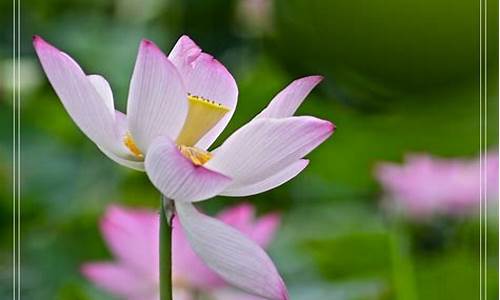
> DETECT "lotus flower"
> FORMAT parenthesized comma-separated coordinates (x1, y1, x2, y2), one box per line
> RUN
(33, 35, 239, 171)
(82, 204, 280, 300)
(375, 151, 499, 219)
(34, 35, 333, 299)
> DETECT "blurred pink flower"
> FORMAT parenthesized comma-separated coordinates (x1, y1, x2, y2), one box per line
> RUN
(82, 203, 280, 300)
(237, 0, 274, 35)
(375, 151, 499, 218)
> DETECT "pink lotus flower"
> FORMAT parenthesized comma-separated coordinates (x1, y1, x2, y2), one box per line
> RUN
(375, 151, 499, 219)
(82, 203, 280, 300)
(33, 35, 239, 171)
(34, 35, 333, 299)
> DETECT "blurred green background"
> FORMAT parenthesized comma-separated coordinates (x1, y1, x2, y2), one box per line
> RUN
(0, 0, 498, 299)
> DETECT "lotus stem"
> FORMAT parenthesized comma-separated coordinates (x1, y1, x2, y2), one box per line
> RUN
(160, 196, 175, 300)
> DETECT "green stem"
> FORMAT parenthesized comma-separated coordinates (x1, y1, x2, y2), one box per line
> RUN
(389, 219, 418, 300)
(160, 196, 174, 300)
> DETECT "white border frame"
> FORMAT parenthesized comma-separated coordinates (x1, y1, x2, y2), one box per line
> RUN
(12, 0, 20, 299)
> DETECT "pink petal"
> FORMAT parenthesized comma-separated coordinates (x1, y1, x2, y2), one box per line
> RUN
(216, 203, 254, 233)
(486, 150, 499, 200)
(248, 212, 281, 248)
(97, 111, 145, 170)
(98, 144, 146, 171)
(221, 159, 309, 197)
(100, 205, 159, 277)
(144, 136, 232, 202)
(184, 53, 238, 150)
(175, 202, 288, 300)
(173, 288, 195, 300)
(87, 74, 115, 117)
(206, 117, 334, 193)
(173, 203, 281, 289)
(168, 35, 203, 77)
(168, 35, 238, 150)
(81, 263, 158, 299)
(127, 39, 188, 152)
(172, 216, 225, 289)
(216, 203, 281, 248)
(33, 36, 126, 157)
(211, 288, 269, 300)
(255, 76, 323, 119)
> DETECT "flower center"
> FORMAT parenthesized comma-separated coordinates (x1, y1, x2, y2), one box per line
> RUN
(122, 94, 229, 164)
(178, 145, 213, 166)
(123, 132, 144, 159)
(175, 94, 230, 147)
